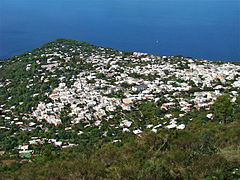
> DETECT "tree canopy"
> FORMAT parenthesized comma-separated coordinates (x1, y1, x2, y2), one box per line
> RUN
(214, 94, 232, 124)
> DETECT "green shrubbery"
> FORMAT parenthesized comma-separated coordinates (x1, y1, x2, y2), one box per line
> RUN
(1, 119, 239, 179)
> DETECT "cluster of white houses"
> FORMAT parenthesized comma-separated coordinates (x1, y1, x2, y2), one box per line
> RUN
(1, 43, 240, 155)
(31, 46, 240, 134)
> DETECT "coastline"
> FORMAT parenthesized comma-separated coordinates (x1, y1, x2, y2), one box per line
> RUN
(1, 39, 240, 62)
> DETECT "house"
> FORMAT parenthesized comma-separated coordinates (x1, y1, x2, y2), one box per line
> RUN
(29, 140, 38, 145)
(121, 104, 131, 111)
(166, 124, 177, 129)
(180, 101, 192, 108)
(120, 120, 132, 128)
(0, 151, 5, 156)
(18, 145, 29, 151)
(122, 98, 133, 104)
(152, 129, 157, 133)
(133, 129, 142, 135)
(146, 124, 153, 128)
(161, 103, 176, 110)
(132, 85, 147, 92)
(54, 141, 62, 147)
(123, 128, 130, 133)
(206, 113, 214, 119)
(78, 131, 84, 135)
(153, 124, 162, 129)
(176, 124, 185, 130)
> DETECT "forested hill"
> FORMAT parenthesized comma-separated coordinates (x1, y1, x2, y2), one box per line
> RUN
(0, 39, 240, 179)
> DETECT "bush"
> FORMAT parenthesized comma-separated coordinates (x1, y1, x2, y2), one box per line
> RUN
(137, 159, 173, 180)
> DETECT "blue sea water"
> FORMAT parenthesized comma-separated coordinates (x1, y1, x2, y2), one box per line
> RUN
(0, 0, 239, 61)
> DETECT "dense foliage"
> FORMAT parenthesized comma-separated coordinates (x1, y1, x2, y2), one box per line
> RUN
(1, 118, 240, 179)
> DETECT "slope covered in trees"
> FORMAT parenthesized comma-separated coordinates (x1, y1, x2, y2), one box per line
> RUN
(1, 117, 240, 179)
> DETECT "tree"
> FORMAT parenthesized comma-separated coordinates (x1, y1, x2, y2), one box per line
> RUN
(235, 90, 240, 108)
(232, 91, 240, 121)
(213, 94, 232, 124)
(40, 148, 56, 162)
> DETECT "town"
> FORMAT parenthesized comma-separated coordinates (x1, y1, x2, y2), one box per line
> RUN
(0, 39, 239, 160)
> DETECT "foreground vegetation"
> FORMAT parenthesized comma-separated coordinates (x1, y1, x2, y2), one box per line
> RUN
(1, 117, 240, 179)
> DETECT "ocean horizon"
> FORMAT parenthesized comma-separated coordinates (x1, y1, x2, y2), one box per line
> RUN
(0, 0, 239, 61)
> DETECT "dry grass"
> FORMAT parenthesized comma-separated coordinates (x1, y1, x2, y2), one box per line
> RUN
(219, 145, 240, 163)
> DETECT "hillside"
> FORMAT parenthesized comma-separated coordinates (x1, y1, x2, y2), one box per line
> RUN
(0, 39, 240, 179)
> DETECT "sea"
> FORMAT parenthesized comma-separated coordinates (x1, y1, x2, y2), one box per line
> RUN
(0, 0, 239, 61)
